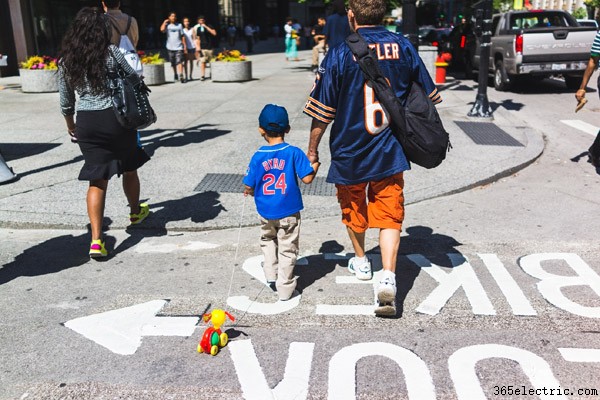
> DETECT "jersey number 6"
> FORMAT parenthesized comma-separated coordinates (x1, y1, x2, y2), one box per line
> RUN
(364, 81, 390, 135)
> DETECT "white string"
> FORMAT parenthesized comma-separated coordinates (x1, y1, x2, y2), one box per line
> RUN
(226, 195, 247, 301)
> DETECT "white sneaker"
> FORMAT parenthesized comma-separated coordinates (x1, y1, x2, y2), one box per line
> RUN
(375, 276, 397, 317)
(348, 257, 372, 280)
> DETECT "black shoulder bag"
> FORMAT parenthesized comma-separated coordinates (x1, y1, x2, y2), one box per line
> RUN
(107, 48, 157, 130)
(345, 32, 450, 169)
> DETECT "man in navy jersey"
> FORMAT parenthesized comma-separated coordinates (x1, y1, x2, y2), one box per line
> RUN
(303, 0, 441, 316)
(244, 105, 320, 300)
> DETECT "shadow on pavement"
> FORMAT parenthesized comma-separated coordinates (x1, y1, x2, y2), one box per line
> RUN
(141, 124, 231, 157)
(0, 219, 115, 285)
(114, 191, 226, 255)
(0, 143, 62, 162)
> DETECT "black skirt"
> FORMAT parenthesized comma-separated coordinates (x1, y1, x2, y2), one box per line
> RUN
(75, 108, 150, 181)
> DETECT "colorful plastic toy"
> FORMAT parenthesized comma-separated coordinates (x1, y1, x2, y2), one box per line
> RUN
(197, 309, 235, 356)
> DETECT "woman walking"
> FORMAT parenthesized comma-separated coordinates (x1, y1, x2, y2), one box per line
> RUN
(58, 7, 150, 258)
(284, 18, 299, 61)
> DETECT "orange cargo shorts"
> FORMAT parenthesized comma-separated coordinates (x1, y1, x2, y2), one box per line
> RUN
(335, 172, 405, 233)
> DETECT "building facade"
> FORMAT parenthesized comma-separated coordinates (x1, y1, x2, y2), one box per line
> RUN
(2, 0, 320, 77)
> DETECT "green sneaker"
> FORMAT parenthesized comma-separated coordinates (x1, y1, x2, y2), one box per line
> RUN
(129, 203, 150, 225)
(89, 239, 108, 258)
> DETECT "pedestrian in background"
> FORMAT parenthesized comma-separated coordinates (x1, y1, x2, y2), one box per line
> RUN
(304, 0, 441, 316)
(243, 104, 320, 301)
(160, 12, 187, 83)
(284, 18, 299, 61)
(324, 0, 352, 50)
(227, 22, 237, 48)
(58, 7, 150, 258)
(182, 17, 197, 81)
(194, 16, 217, 81)
(311, 17, 326, 72)
(244, 22, 255, 53)
(575, 30, 600, 168)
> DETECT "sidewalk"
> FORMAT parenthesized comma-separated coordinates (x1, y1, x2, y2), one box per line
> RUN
(0, 48, 543, 231)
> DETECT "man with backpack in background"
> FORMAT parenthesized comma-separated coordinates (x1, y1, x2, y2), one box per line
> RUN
(303, 0, 441, 317)
(103, 0, 138, 49)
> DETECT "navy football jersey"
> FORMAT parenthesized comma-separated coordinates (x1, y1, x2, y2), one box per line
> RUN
(303, 26, 441, 185)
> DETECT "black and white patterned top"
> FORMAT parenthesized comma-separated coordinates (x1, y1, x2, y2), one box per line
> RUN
(58, 45, 137, 116)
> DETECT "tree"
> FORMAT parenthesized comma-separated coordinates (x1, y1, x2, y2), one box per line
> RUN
(572, 7, 589, 19)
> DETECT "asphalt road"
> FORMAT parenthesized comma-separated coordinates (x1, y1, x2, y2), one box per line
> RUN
(1, 72, 600, 399)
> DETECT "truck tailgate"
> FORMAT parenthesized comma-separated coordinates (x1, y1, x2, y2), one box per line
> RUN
(522, 29, 594, 62)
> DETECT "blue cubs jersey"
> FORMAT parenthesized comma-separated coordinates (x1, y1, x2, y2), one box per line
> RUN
(243, 142, 314, 220)
(303, 26, 441, 185)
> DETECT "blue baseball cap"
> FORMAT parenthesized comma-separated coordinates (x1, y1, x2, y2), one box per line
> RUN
(259, 104, 289, 133)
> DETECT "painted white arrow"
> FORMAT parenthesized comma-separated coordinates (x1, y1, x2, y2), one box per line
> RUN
(64, 300, 199, 355)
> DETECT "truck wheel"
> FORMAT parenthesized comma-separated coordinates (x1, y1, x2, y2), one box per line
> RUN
(494, 61, 511, 91)
(564, 76, 583, 90)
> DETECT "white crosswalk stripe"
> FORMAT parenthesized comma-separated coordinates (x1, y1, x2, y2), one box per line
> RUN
(560, 119, 599, 136)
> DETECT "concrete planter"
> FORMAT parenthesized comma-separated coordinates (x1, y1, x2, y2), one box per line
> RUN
(19, 69, 58, 93)
(211, 60, 252, 82)
(143, 63, 166, 86)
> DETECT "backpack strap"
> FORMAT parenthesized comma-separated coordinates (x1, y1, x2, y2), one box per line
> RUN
(108, 16, 132, 36)
(345, 32, 407, 136)
(125, 15, 132, 35)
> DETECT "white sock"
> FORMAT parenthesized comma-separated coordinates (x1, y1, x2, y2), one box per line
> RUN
(355, 255, 368, 265)
(382, 270, 396, 282)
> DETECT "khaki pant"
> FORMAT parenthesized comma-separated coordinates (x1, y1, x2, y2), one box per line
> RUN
(260, 212, 301, 300)
(312, 41, 325, 66)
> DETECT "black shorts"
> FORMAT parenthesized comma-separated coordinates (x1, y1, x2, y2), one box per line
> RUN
(75, 108, 150, 181)
(168, 50, 184, 66)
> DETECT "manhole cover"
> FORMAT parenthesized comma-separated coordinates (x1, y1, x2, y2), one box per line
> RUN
(194, 173, 336, 196)
(454, 121, 523, 147)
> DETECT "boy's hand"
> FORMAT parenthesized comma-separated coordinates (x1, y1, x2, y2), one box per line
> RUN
(311, 162, 321, 174)
(243, 185, 254, 197)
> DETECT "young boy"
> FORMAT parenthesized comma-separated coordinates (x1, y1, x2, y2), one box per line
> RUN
(243, 104, 320, 301)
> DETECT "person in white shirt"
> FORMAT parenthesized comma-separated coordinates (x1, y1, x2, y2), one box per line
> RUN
(182, 17, 197, 81)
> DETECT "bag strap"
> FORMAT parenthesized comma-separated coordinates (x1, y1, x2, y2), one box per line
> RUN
(108, 16, 132, 36)
(345, 32, 407, 135)
(125, 15, 132, 35)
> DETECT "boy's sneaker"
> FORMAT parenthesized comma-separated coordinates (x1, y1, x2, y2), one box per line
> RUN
(129, 203, 150, 225)
(89, 239, 107, 258)
(348, 257, 372, 280)
(280, 289, 300, 301)
(375, 276, 397, 317)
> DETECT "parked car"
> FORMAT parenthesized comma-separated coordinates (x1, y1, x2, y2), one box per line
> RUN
(419, 26, 452, 49)
(471, 10, 597, 91)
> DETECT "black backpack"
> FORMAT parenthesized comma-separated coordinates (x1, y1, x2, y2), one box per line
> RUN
(345, 32, 450, 169)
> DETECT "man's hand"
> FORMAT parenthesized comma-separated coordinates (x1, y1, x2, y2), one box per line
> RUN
(576, 88, 586, 102)
(307, 150, 319, 164)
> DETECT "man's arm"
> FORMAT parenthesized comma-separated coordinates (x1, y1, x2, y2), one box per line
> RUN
(576, 55, 599, 101)
(205, 25, 217, 36)
(131, 17, 139, 47)
(160, 19, 169, 33)
(307, 119, 327, 163)
(181, 28, 187, 53)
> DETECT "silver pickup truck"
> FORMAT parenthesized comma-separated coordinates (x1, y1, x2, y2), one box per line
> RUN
(472, 10, 597, 91)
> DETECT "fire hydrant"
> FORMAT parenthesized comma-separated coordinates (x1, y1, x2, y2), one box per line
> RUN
(435, 53, 452, 84)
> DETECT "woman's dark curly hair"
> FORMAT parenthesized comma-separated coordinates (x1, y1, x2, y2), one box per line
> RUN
(59, 7, 111, 95)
